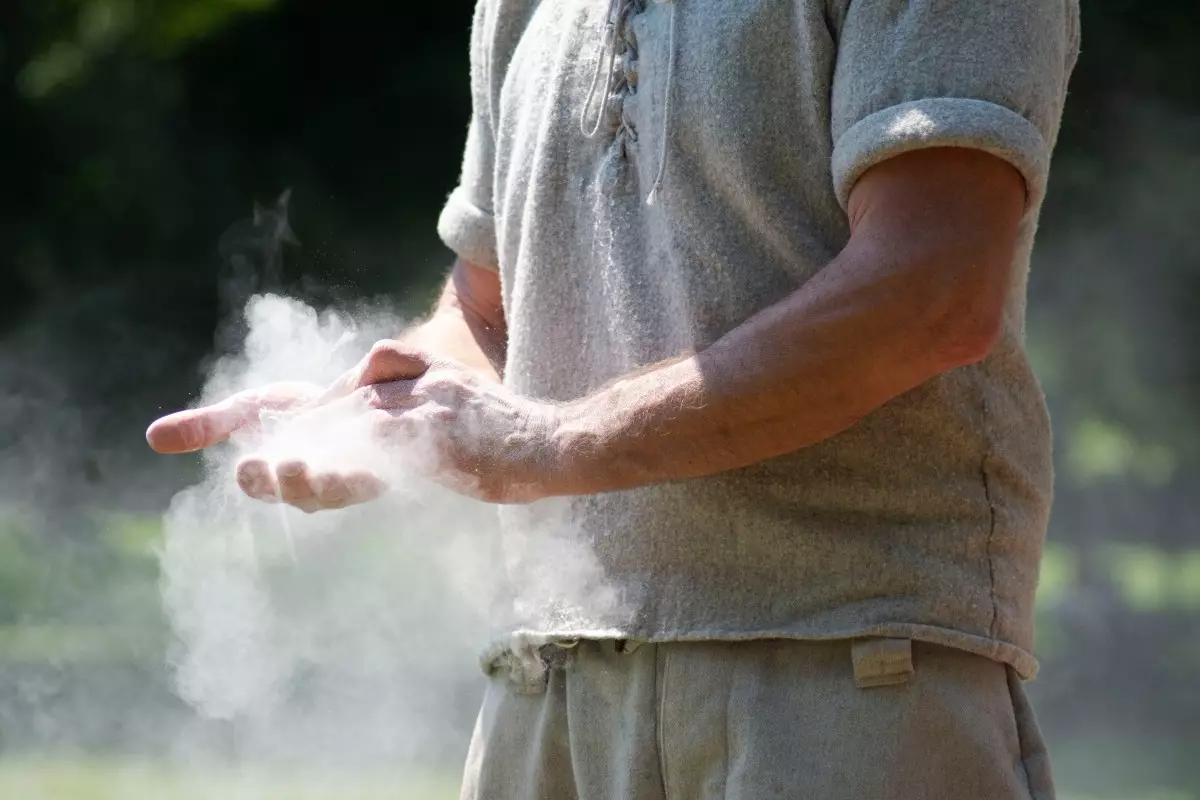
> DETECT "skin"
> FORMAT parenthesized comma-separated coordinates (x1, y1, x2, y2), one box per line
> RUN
(147, 146, 1026, 508)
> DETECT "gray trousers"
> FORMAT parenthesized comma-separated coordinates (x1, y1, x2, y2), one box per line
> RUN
(460, 638, 1054, 800)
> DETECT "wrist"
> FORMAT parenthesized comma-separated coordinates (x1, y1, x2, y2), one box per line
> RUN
(538, 395, 611, 498)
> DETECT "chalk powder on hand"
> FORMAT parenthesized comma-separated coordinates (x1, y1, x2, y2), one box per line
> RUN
(158, 294, 619, 770)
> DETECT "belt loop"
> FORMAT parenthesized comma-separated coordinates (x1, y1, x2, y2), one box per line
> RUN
(851, 638, 914, 688)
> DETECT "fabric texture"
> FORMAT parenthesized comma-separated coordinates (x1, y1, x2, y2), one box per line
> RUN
(437, 0, 1081, 680)
(460, 638, 1057, 799)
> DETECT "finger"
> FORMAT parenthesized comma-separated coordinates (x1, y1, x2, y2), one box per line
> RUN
(148, 382, 329, 454)
(147, 402, 241, 453)
(360, 344, 431, 387)
(146, 394, 256, 454)
(236, 457, 280, 502)
(342, 470, 387, 503)
(310, 472, 351, 509)
(310, 470, 385, 509)
(275, 460, 318, 508)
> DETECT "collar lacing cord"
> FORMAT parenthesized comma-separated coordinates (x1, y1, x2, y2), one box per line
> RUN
(644, 0, 677, 207)
(579, 0, 679, 207)
(579, 0, 624, 140)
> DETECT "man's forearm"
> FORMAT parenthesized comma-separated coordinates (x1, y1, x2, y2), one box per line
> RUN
(547, 149, 1025, 497)
(397, 261, 507, 381)
(549, 243, 987, 495)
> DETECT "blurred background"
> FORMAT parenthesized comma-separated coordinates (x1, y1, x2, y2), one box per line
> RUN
(1, 0, 1198, 798)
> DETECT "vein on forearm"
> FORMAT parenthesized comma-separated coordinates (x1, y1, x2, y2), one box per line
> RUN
(552, 148, 1024, 496)
(557, 242, 997, 494)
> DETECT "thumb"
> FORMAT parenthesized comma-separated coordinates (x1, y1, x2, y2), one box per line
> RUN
(357, 342, 431, 386)
(319, 340, 433, 403)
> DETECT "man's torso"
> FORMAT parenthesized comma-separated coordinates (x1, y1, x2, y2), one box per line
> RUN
(456, 0, 1076, 678)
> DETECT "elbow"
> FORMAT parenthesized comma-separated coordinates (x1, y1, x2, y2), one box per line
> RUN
(925, 291, 1006, 370)
(891, 239, 1012, 372)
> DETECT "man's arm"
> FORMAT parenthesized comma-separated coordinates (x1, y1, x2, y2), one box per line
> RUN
(547, 147, 1025, 496)
(145, 258, 505, 454)
(199, 148, 1023, 508)
(396, 259, 506, 382)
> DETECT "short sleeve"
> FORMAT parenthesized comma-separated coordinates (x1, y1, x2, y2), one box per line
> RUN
(829, 0, 1081, 213)
(438, 1, 499, 270)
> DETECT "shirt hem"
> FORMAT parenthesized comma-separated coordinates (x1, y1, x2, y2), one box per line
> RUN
(483, 622, 1039, 681)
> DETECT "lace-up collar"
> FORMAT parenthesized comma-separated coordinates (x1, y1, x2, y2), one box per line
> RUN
(579, 0, 678, 206)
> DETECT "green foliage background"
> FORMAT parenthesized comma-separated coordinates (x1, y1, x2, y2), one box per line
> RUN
(1, 0, 1199, 797)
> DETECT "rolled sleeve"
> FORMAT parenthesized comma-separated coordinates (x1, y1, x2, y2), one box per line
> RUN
(829, 0, 1081, 213)
(438, 150, 498, 269)
(437, 1, 500, 270)
(832, 98, 1050, 212)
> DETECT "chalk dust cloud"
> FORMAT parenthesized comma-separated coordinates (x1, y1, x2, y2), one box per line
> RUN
(155, 292, 616, 779)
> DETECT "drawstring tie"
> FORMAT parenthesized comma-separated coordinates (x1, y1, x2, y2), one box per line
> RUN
(579, 0, 679, 207)
(579, 0, 623, 140)
(645, 0, 676, 207)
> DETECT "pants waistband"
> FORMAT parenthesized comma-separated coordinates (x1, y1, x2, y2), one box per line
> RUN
(483, 637, 915, 695)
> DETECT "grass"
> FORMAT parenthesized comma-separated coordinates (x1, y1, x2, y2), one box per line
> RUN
(0, 759, 459, 800)
(0, 757, 1193, 800)
(2, 513, 1198, 800)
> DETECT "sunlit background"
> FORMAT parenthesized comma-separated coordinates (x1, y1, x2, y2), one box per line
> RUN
(2, 1, 1199, 798)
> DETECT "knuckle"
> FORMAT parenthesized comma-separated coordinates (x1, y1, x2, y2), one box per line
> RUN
(275, 460, 306, 479)
(354, 385, 381, 407)
(236, 457, 267, 480)
(369, 409, 394, 437)
(422, 374, 462, 399)
(315, 476, 348, 504)
(236, 471, 258, 493)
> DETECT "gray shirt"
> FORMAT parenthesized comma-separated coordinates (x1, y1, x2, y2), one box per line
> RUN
(439, 0, 1081, 679)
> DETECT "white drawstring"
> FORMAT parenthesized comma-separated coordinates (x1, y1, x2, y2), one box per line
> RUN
(580, 0, 622, 138)
(645, 0, 677, 207)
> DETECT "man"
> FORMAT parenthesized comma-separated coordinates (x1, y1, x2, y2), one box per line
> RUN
(149, 0, 1081, 796)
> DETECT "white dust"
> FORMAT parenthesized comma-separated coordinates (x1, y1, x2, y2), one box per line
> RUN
(157, 294, 616, 769)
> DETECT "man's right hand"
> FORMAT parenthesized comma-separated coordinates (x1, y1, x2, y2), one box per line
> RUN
(146, 381, 326, 454)
(145, 343, 435, 455)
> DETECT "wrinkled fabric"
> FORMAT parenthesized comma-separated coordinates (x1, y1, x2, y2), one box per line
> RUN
(438, 0, 1081, 680)
(460, 638, 1057, 799)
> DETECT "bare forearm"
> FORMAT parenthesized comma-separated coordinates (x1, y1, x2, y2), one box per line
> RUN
(551, 245, 983, 494)
(398, 260, 507, 381)
(547, 149, 1023, 497)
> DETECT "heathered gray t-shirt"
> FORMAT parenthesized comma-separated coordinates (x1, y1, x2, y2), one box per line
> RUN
(439, 0, 1080, 679)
